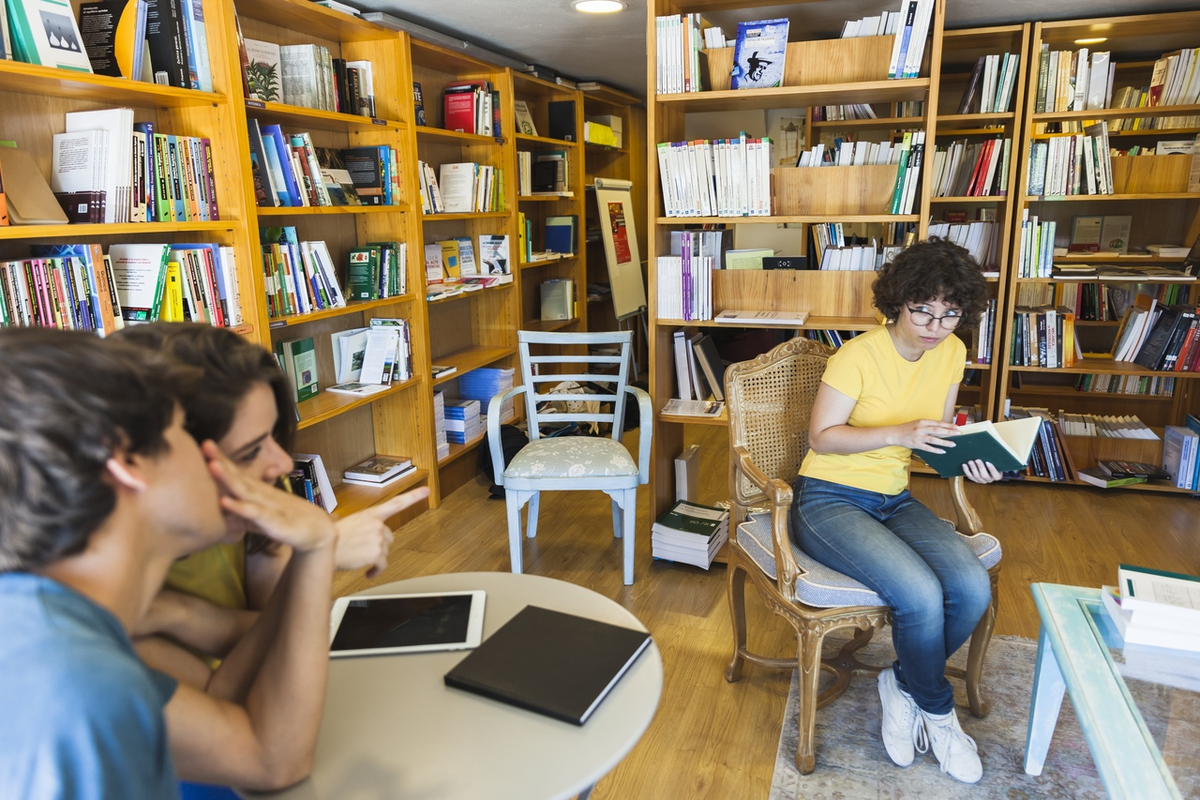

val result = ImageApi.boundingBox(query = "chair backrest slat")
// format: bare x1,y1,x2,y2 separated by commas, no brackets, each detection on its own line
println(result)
517,330,633,441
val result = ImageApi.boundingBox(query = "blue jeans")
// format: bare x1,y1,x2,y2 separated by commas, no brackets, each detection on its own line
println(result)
789,476,991,714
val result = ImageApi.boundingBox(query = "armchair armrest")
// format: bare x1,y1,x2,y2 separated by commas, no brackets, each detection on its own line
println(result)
624,384,652,484
731,444,803,600
948,475,983,535
487,385,531,487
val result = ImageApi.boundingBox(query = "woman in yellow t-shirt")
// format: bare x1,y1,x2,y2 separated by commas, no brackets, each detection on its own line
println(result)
116,323,425,689
790,239,1000,785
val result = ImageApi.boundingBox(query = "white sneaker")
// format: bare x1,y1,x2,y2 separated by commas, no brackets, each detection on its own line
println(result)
920,708,982,784
877,668,922,767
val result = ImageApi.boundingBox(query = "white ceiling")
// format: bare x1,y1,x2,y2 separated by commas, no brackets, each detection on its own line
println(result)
351,0,1200,98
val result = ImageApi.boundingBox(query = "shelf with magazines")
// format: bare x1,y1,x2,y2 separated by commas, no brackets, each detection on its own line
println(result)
996,10,1200,492
647,0,951,518
408,39,517,497
510,69,588,360
233,1,436,504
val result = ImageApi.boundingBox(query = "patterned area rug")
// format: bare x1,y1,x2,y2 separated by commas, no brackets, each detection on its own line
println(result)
769,635,1200,799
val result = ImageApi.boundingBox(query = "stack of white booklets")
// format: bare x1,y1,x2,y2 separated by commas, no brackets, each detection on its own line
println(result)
654,13,706,95
651,501,730,570
458,368,516,423
444,399,481,445
656,135,774,218
433,391,450,460
1101,564,1200,654
841,10,903,37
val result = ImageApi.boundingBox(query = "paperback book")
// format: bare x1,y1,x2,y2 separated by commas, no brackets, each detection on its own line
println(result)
731,18,788,89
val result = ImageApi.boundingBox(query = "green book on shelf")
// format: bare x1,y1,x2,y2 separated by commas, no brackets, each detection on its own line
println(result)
277,336,319,403
916,416,1044,478
345,245,380,301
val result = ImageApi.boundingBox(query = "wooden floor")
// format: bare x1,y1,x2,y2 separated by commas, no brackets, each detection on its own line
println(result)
333,426,1200,800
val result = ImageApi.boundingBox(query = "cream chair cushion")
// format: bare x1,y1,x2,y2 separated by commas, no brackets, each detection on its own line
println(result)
504,437,638,480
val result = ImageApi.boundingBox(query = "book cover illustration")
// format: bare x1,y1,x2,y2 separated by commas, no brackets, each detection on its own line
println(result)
413,81,426,126
479,234,510,275
731,18,788,90
243,37,281,102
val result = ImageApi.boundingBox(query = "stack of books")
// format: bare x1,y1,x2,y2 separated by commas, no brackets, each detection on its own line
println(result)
1077,461,1160,489
341,455,414,487
289,453,337,512
1101,564,1200,653
444,399,481,445
433,391,450,460
458,368,516,424
651,501,730,570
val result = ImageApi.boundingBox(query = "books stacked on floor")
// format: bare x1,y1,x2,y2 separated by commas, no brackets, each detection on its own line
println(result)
956,54,1020,114
1025,123,1113,197
1101,564,1200,653
433,391,450,461
259,229,347,318
930,138,1011,198
655,135,774,218
442,79,498,136
653,14,707,94
651,501,729,570
444,399,481,445
459,368,516,423
289,453,337,512
241,36,375,114
1162,416,1200,490
341,455,415,487
249,122,395,207
657,230,716,321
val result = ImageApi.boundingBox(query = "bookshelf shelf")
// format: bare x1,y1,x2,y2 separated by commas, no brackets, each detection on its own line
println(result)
236,0,394,41
930,196,1006,204
517,194,576,202
1025,193,1200,202
935,112,1017,129
511,72,577,98
1030,103,1200,123
1053,254,1188,263
656,316,882,331
246,100,405,132
585,143,629,154
432,345,516,385
515,133,579,147
332,468,430,519
657,79,932,113
421,212,509,222
295,376,422,430
1009,385,1175,401
438,431,487,467
256,204,410,216
0,62,225,106
810,116,925,131
655,215,921,225
267,296,414,329
521,317,579,333
657,411,729,427
1019,276,1196,283
1008,363,1200,378
415,127,498,145
519,254,577,269
0,221,237,240
426,283,512,305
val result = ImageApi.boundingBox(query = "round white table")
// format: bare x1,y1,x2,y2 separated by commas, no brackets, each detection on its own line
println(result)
244,571,662,800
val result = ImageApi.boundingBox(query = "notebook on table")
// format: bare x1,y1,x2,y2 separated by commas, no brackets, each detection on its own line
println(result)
444,604,652,725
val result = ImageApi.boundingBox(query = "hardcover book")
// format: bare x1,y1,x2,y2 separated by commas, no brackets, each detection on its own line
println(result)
444,605,652,725
343,454,412,482
916,416,1044,478
243,37,281,102
277,335,318,403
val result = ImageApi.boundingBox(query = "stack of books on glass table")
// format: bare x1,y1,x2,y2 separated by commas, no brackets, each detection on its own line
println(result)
651,501,729,570
444,399,482,445
433,391,450,460
1101,564,1200,654
459,367,516,423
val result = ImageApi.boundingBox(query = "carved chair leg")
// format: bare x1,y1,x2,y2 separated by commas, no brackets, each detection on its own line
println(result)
794,626,823,775
724,558,749,683
964,571,1000,719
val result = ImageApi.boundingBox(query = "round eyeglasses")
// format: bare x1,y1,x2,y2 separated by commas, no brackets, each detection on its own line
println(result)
906,306,964,330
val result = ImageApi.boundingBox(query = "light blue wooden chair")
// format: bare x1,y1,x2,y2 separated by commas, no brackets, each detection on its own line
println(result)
487,330,651,585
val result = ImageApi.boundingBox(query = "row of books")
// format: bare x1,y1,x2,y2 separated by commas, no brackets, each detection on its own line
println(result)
974,299,998,365
810,104,885,122
1102,564,1200,653
657,245,715,322
840,9,906,38
927,219,1001,271
805,329,861,349
1034,47,1114,115
332,318,414,389
417,161,504,215
796,137,907,168
250,121,396,208
1019,407,1158,440
259,229,343,319
287,453,335,513
424,236,512,285
930,138,1011,198
516,150,571,196
653,14,706,95
1007,408,1076,482
1016,215,1056,279
443,80,500,136
1010,305,1077,368
1026,127,1114,197
651,501,729,570
1074,373,1175,397
1,241,242,332
1162,416,1200,490
444,398,481,445
815,242,882,272
656,136,775,218
346,241,406,301
672,330,724,402
433,391,449,460
885,0,935,80
242,36,374,116
49,109,218,224
956,53,1020,115
1119,301,1200,372
1106,86,1200,132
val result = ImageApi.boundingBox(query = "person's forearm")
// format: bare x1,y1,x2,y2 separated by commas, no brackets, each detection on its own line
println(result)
146,590,259,658
809,423,901,456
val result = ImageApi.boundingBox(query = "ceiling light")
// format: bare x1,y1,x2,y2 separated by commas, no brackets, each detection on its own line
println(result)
1074,37,1107,45
573,0,626,13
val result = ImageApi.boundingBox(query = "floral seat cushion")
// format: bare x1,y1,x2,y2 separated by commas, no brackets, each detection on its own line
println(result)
504,436,638,479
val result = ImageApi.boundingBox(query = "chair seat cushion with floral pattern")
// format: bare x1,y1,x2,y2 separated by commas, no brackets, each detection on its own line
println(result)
504,436,638,479
736,511,1002,609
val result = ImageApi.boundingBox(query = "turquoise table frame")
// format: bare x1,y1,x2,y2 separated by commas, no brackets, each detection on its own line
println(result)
1025,583,1183,799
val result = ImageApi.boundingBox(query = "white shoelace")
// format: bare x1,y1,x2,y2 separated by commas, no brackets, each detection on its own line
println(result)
924,714,978,773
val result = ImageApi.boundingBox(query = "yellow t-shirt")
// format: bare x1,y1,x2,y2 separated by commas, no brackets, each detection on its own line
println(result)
799,325,965,495
164,542,249,611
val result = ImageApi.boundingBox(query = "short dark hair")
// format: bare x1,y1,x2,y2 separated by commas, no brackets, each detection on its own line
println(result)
0,329,195,572
872,238,990,329
113,323,295,451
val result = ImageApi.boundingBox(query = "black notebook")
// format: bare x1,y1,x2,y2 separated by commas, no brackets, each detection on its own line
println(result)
444,605,652,725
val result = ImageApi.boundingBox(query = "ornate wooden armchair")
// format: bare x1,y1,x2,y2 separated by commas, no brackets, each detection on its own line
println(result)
723,336,1001,774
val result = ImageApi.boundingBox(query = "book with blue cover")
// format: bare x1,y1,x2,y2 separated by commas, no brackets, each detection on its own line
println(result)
731,18,788,89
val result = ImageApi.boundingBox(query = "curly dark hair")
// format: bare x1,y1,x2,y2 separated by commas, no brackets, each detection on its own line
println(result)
0,329,199,572
872,238,990,330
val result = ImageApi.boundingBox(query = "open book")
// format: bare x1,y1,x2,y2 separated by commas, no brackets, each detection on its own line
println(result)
916,416,1043,478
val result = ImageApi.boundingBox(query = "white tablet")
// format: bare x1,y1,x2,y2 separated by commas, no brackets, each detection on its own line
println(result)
329,590,486,657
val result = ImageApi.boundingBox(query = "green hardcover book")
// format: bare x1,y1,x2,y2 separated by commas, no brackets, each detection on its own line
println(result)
345,246,380,300
368,241,402,297
651,501,726,539
279,336,319,403
916,416,1044,478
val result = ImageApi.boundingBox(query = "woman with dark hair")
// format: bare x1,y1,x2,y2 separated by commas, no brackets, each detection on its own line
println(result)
116,323,422,688
789,238,1000,784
